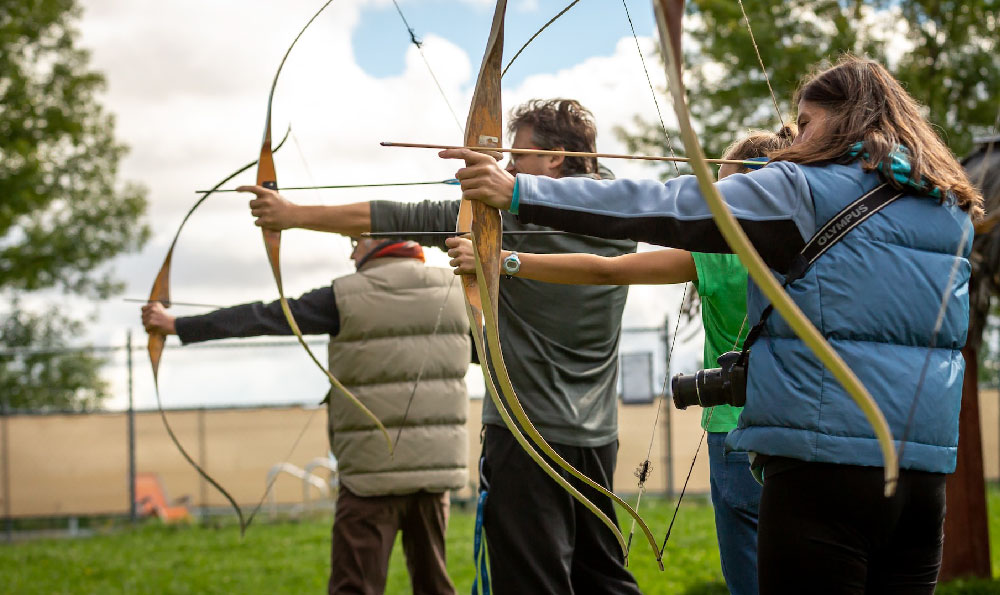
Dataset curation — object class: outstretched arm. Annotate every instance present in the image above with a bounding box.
[239,184,372,235]
[441,148,813,273]
[446,236,696,285]
[140,287,341,344]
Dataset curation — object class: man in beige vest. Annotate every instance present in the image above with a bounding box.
[142,238,469,595]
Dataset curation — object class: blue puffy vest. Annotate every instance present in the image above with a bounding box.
[726,162,972,473]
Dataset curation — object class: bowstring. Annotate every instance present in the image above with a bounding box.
[624,282,687,555]
[397,0,590,445]
[736,0,784,126]
[620,0,688,556]
[288,129,353,262]
[657,314,748,555]
[241,131,344,530]
[501,0,581,78]
[895,223,971,465]
[289,129,326,204]
[382,0,489,449]
[150,126,291,536]
[392,274,459,450]
[469,0,666,561]
[645,0,781,554]
[390,0,465,135]
[896,111,998,464]
[621,0,680,177]
[244,404,325,529]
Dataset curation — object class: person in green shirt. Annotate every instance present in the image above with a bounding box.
[448,127,793,595]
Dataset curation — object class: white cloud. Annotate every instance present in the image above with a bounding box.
[514,0,541,13]
[505,35,679,181]
[68,0,703,409]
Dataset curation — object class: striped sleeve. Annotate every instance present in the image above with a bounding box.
[516,161,816,273]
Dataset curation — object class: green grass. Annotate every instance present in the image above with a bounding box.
[1,489,998,594]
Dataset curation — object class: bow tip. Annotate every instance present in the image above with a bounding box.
[383,430,395,456]
[883,474,899,498]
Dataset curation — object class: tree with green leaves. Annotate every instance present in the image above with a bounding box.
[0,304,111,411]
[618,0,999,173]
[894,1,1000,155]
[1,0,149,411]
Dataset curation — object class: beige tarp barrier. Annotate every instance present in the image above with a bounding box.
[2,393,996,518]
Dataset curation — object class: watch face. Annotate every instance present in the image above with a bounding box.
[503,254,519,274]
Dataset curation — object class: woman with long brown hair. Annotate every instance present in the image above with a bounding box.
[442,55,982,593]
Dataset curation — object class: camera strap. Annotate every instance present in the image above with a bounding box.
[741,182,903,352]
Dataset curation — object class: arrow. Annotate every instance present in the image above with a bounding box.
[198,178,460,193]
[361,230,570,238]
[381,141,765,166]
[125,298,224,309]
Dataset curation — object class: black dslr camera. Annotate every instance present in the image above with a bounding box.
[671,350,748,410]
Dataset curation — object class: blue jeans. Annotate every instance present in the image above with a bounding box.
[708,431,761,595]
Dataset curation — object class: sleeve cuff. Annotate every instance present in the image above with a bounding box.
[509,177,520,215]
[173,317,194,344]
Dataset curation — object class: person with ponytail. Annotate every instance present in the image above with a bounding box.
[442,55,982,593]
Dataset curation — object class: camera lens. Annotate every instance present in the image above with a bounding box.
[671,367,739,409]
[671,372,700,410]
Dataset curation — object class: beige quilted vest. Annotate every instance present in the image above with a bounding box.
[328,258,469,496]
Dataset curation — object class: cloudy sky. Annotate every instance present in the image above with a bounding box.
[71,0,733,410]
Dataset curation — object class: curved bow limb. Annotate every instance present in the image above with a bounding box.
[148,126,292,384]
[256,126,391,456]
[469,233,665,569]
[458,0,505,328]
[651,0,898,497]
[253,0,392,454]
[464,289,634,549]
[458,0,663,568]
[146,126,291,536]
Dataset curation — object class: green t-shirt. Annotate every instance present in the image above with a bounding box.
[690,252,749,433]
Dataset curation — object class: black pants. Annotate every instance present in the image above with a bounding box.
[758,461,946,594]
[481,425,640,595]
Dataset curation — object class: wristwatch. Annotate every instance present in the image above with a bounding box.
[502,252,521,277]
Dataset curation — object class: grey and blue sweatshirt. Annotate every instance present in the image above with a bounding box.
[516,161,971,473]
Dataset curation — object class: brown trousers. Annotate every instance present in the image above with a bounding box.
[329,488,456,595]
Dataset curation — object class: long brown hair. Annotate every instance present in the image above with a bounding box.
[771,55,983,219]
[508,99,598,176]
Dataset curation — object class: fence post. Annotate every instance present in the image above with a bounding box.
[2,396,10,541]
[127,330,137,524]
[198,408,207,518]
[663,316,674,498]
